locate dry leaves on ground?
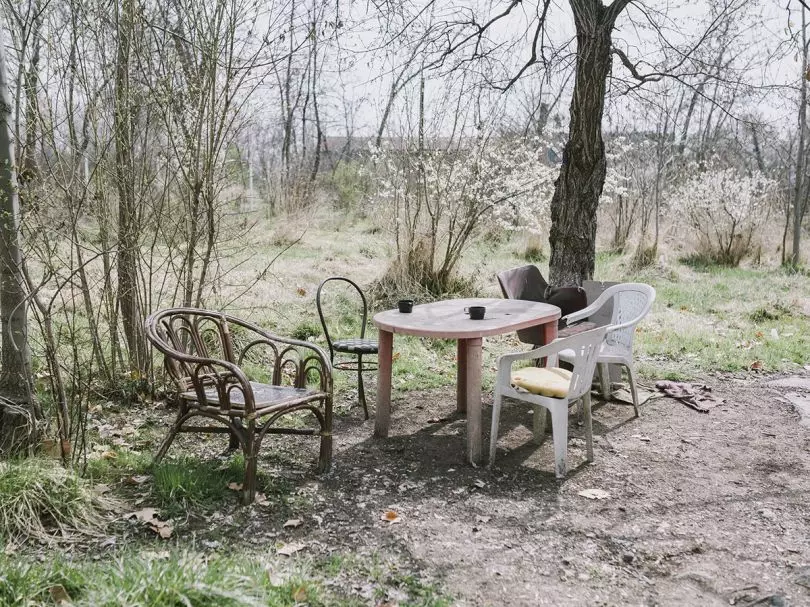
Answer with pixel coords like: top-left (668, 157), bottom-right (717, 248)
top-left (578, 488), bottom-right (611, 500)
top-left (126, 507), bottom-right (174, 539)
top-left (49, 585), bottom-right (71, 605)
top-left (277, 542), bottom-right (306, 556)
top-left (381, 510), bottom-right (401, 523)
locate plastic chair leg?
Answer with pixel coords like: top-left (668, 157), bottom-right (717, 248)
top-left (550, 405), bottom-right (569, 478)
top-left (626, 363), bottom-right (640, 417)
top-left (598, 363), bottom-right (611, 399)
top-left (532, 405), bottom-right (548, 445)
top-left (583, 393), bottom-right (594, 462)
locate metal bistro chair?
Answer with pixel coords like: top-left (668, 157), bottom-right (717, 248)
top-left (316, 277), bottom-right (378, 419)
top-left (489, 326), bottom-right (608, 477)
top-left (145, 308), bottom-right (333, 504)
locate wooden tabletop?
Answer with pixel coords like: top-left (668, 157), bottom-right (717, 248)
top-left (373, 298), bottom-right (560, 339)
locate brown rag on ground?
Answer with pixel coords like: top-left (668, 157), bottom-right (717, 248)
top-left (654, 380), bottom-right (725, 414)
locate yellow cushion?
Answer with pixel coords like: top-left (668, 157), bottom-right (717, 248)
top-left (510, 367), bottom-right (572, 398)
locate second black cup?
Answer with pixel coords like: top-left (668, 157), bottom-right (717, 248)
top-left (464, 305), bottom-right (486, 320)
top-left (398, 299), bottom-right (414, 313)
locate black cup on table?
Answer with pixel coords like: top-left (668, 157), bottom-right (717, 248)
top-left (398, 299), bottom-right (414, 313)
top-left (464, 305), bottom-right (486, 320)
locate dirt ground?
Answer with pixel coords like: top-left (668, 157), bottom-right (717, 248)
top-left (142, 368), bottom-right (810, 606)
top-left (278, 369), bottom-right (810, 607)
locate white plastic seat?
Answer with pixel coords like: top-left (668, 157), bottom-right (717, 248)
top-left (489, 327), bottom-right (608, 478)
top-left (558, 283), bottom-right (656, 417)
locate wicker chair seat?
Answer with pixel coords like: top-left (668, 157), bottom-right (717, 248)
top-left (332, 338), bottom-right (379, 354)
top-left (181, 382), bottom-right (328, 416)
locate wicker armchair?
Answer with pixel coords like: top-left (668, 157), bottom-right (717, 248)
top-left (145, 308), bottom-right (333, 504)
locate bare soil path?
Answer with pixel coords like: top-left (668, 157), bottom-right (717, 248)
top-left (140, 369), bottom-right (810, 606)
top-left (292, 371), bottom-right (810, 606)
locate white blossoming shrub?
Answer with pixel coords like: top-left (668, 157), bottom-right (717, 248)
top-left (668, 164), bottom-right (776, 265)
top-left (367, 135), bottom-right (558, 294)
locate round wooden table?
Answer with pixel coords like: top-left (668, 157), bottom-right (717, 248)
top-left (372, 298), bottom-right (560, 464)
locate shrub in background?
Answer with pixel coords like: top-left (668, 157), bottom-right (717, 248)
top-left (669, 164), bottom-right (776, 266)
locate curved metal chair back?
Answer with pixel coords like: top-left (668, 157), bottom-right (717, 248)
top-left (316, 277), bottom-right (369, 362)
top-left (315, 277), bottom-right (378, 419)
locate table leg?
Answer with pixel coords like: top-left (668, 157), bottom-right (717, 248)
top-left (541, 321), bottom-right (559, 367)
top-left (543, 321), bottom-right (558, 345)
top-left (374, 330), bottom-right (394, 438)
top-left (464, 337), bottom-right (483, 465)
top-left (456, 339), bottom-right (468, 413)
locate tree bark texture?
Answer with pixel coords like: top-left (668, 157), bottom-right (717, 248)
top-left (793, 5), bottom-right (809, 266)
top-left (0, 27), bottom-right (36, 454)
top-left (114, 0), bottom-right (148, 374)
top-left (548, 0), bottom-right (626, 286)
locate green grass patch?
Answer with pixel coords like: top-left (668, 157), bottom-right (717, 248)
top-left (0, 548), bottom-right (451, 607)
top-left (0, 550), bottom-right (325, 607)
top-left (84, 449), bottom-right (152, 483)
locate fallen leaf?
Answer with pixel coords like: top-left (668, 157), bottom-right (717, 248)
top-left (381, 510), bottom-right (401, 523)
top-left (126, 507), bottom-right (173, 539)
top-left (630, 434), bottom-right (651, 442)
top-left (277, 542), bottom-right (306, 556)
top-left (473, 479), bottom-right (486, 488)
top-left (292, 586), bottom-right (308, 602)
top-left (227, 482), bottom-right (243, 491)
top-left (127, 508), bottom-right (159, 523)
top-left (578, 488), bottom-right (611, 500)
top-left (150, 519), bottom-right (174, 539)
top-left (283, 519), bottom-right (303, 528)
top-left (125, 475), bottom-right (151, 485)
top-left (296, 287), bottom-right (307, 297)
top-left (156, 524), bottom-right (173, 539)
top-left (49, 585), bottom-right (71, 605)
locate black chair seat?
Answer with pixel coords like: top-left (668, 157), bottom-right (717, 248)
top-left (333, 338), bottom-right (379, 354)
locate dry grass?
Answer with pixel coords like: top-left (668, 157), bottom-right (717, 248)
top-left (0, 458), bottom-right (121, 543)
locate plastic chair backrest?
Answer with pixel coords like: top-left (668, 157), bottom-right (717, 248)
top-left (496, 265), bottom-right (549, 302)
top-left (561, 326), bottom-right (608, 402)
top-left (601, 283), bottom-right (656, 354)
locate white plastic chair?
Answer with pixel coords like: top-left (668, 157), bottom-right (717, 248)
top-left (558, 283), bottom-right (656, 417)
top-left (489, 327), bottom-right (608, 478)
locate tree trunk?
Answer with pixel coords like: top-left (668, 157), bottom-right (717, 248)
top-left (0, 27), bottom-right (36, 454)
top-left (548, 0), bottom-right (625, 286)
top-left (114, 0), bottom-right (148, 374)
top-left (792, 5), bottom-right (808, 267)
